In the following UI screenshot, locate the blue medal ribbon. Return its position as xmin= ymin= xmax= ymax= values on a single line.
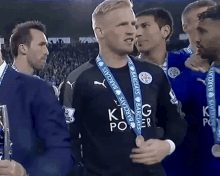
xmin=11 ymin=65 xmax=19 ymax=72
xmin=96 ymin=55 xmax=143 ymax=136
xmin=206 ymin=63 xmax=220 ymax=144
xmin=138 ymin=53 xmax=168 ymax=75
xmin=161 ymin=53 xmax=168 ymax=75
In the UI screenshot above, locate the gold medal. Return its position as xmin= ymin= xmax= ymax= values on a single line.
xmin=212 ymin=144 xmax=220 ymax=157
xmin=135 ymin=135 xmax=144 ymax=147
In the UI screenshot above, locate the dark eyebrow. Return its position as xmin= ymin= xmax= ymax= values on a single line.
xmin=116 ymin=22 xmax=129 ymax=27
xmin=197 ymin=26 xmax=202 ymax=30
xmin=140 ymin=22 xmax=150 ymax=27
xmin=136 ymin=22 xmax=149 ymax=28
xmin=39 ymin=41 xmax=48 ymax=46
xmin=131 ymin=21 xmax=136 ymax=25
xmin=197 ymin=26 xmax=207 ymax=32
xmin=141 ymin=22 xmax=150 ymax=25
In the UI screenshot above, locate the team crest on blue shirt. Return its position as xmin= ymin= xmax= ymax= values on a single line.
xmin=168 ymin=67 xmax=180 ymax=79
xmin=63 ymin=107 xmax=75 ymax=124
xmin=139 ymin=72 xmax=152 ymax=84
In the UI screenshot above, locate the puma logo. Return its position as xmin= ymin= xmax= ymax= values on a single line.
xmin=67 ymin=81 xmax=75 ymax=89
xmin=94 ymin=79 xmax=107 ymax=88
xmin=197 ymin=78 xmax=206 ymax=86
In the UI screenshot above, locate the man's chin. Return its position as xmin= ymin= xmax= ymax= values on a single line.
xmin=119 ymin=48 xmax=134 ymax=55
xmin=137 ymin=46 xmax=151 ymax=53
xmin=35 ymin=66 xmax=45 ymax=71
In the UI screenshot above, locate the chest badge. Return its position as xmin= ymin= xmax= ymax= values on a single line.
xmin=168 ymin=67 xmax=180 ymax=79
xmin=139 ymin=72 xmax=152 ymax=84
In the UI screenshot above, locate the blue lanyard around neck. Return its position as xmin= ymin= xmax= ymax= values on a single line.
xmin=161 ymin=53 xmax=168 ymax=75
xmin=206 ymin=63 xmax=220 ymax=144
xmin=139 ymin=53 xmax=168 ymax=75
xmin=96 ymin=55 xmax=143 ymax=136
xmin=11 ymin=65 xmax=19 ymax=72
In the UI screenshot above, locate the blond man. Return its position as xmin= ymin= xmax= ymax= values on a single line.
xmin=62 ymin=0 xmax=187 ymax=175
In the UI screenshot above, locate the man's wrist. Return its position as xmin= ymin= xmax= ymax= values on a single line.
xmin=165 ymin=139 xmax=176 ymax=155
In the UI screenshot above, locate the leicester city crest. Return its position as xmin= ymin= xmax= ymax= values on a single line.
xmin=63 ymin=107 xmax=75 ymax=124
xmin=168 ymin=67 xmax=180 ymax=79
xmin=139 ymin=72 xmax=152 ymax=84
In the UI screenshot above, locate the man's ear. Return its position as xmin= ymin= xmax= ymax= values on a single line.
xmin=94 ymin=27 xmax=104 ymax=39
xmin=161 ymin=25 xmax=171 ymax=39
xmin=182 ymin=23 xmax=188 ymax=33
xmin=18 ymin=44 xmax=28 ymax=55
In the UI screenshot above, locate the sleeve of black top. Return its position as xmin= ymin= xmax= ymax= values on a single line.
xmin=63 ymin=77 xmax=83 ymax=164
xmin=59 ymin=79 xmax=66 ymax=105
xmin=156 ymin=72 xmax=188 ymax=146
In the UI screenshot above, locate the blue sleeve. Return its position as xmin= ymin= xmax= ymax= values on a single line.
xmin=168 ymin=52 xmax=190 ymax=72
xmin=29 ymin=80 xmax=75 ymax=176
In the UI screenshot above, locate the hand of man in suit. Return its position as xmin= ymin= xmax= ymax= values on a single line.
xmin=130 ymin=136 xmax=170 ymax=165
xmin=0 ymin=160 xmax=27 ymax=176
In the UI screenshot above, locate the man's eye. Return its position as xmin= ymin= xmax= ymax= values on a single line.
xmin=142 ymin=24 xmax=149 ymax=28
xmin=198 ymin=28 xmax=206 ymax=34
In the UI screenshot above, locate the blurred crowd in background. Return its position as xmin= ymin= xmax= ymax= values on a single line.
xmin=1 ymin=39 xmax=189 ymax=87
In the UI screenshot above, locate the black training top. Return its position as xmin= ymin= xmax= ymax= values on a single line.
xmin=62 ymin=56 xmax=187 ymax=176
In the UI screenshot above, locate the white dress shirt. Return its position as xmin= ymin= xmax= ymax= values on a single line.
xmin=0 ymin=61 xmax=7 ymax=78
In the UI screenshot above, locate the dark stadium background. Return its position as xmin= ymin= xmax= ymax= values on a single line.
xmin=0 ymin=0 xmax=209 ymax=87
xmin=0 ymin=0 xmax=196 ymax=40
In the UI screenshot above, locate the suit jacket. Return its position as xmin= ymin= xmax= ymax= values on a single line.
xmin=0 ymin=66 xmax=74 ymax=175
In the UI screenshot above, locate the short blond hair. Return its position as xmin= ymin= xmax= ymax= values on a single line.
xmin=92 ymin=0 xmax=133 ymax=29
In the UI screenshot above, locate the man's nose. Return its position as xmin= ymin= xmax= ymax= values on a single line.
xmin=44 ymin=47 xmax=49 ymax=56
xmin=194 ymin=30 xmax=200 ymax=44
xmin=126 ymin=24 xmax=136 ymax=35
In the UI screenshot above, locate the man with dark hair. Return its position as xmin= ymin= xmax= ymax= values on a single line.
xmin=135 ymin=7 xmax=197 ymax=176
xmin=9 ymin=20 xmax=60 ymax=98
xmin=135 ymin=7 xmax=192 ymax=109
xmin=181 ymin=0 xmax=216 ymax=53
xmin=61 ymin=0 xmax=187 ymax=175
xmin=186 ymin=5 xmax=220 ymax=175
xmin=0 ymin=53 xmax=74 ymax=175
xmin=181 ymin=0 xmax=216 ymax=71
xmin=10 ymin=20 xmax=48 ymax=75
xmin=163 ymin=4 xmax=220 ymax=175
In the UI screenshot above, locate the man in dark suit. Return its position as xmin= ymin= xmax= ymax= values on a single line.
xmin=9 ymin=20 xmax=59 ymax=98
xmin=10 ymin=20 xmax=48 ymax=76
xmin=0 ymin=56 xmax=74 ymax=174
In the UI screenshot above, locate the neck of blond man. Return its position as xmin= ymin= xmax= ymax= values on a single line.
xmin=99 ymin=44 xmax=128 ymax=68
